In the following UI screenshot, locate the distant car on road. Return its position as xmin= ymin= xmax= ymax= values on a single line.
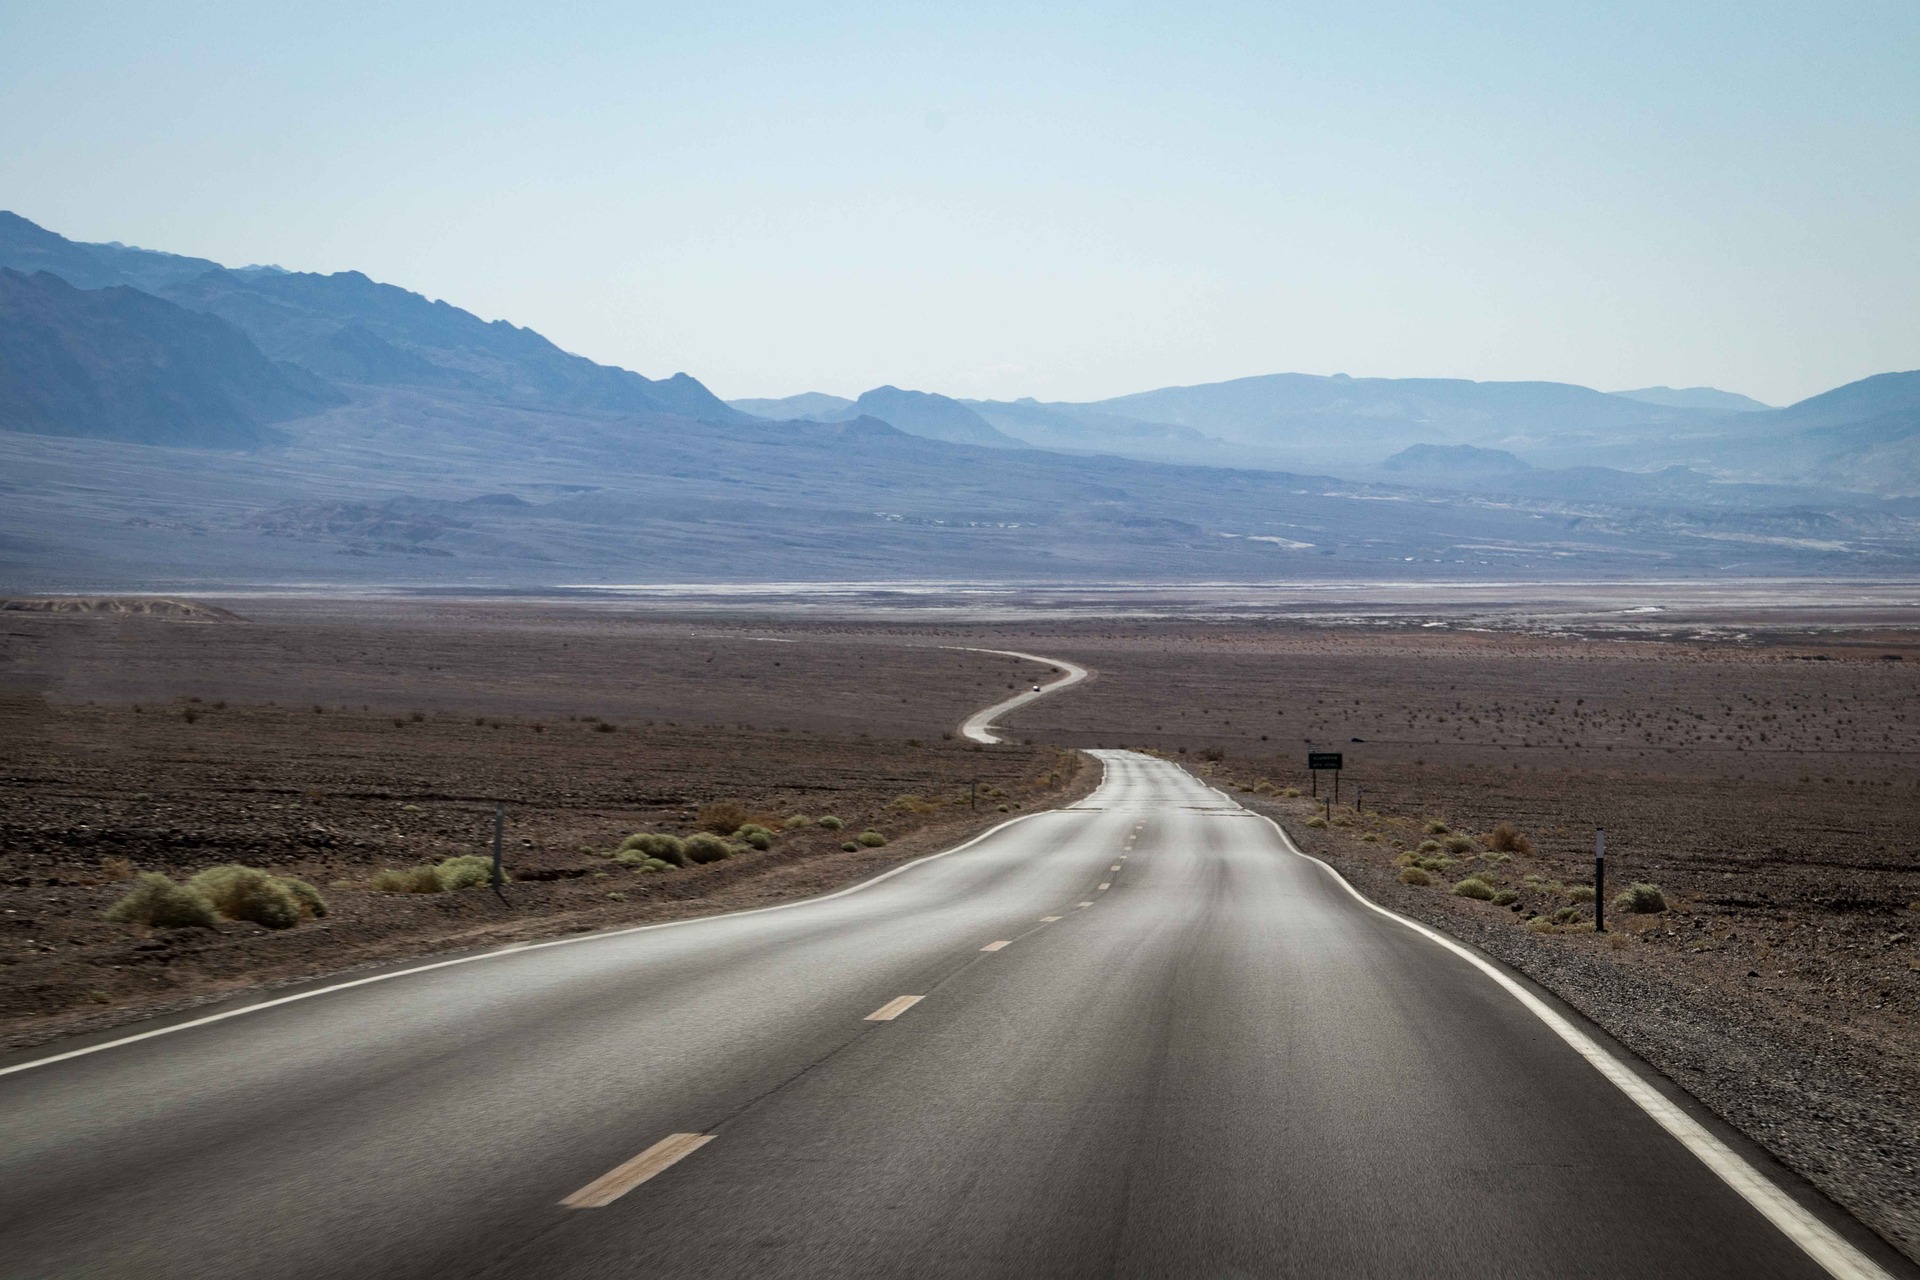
xmin=1032 ymin=684 xmax=1042 ymax=692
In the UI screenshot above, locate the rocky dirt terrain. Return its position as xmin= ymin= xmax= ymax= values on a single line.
xmin=2 ymin=597 xmax=1915 ymax=1261
xmin=0 ymin=604 xmax=1087 ymax=1048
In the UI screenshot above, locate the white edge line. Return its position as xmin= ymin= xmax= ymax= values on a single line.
xmin=1 ymin=760 xmax=1109 ymax=1080
xmin=1234 ymin=792 xmax=1892 ymax=1280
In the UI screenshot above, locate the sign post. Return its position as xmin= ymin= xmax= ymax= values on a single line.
xmin=492 ymin=802 xmax=505 ymax=889
xmin=1594 ymin=828 xmax=1606 ymax=932
xmin=1307 ymin=752 xmax=1343 ymax=806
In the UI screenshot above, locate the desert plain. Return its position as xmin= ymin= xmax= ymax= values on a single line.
xmin=1 ymin=591 xmax=1916 ymax=1259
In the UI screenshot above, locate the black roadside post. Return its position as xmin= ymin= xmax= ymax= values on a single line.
xmin=970 ymin=779 xmax=977 ymax=811
xmin=1594 ymin=827 xmax=1606 ymax=932
xmin=1325 ymin=793 xmax=1332 ymax=824
xmin=492 ymin=802 xmax=505 ymax=889
xmin=1355 ymin=784 xmax=1363 ymax=814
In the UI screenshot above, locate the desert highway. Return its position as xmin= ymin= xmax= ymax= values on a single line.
xmin=0 ymin=752 xmax=1906 ymax=1278
xmin=956 ymin=648 xmax=1091 ymax=743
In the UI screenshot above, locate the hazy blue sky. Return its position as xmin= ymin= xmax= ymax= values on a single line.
xmin=3 ymin=1 xmax=1915 ymax=405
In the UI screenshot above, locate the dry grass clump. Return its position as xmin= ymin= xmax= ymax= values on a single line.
xmin=734 ymin=824 xmax=775 ymax=850
xmin=1567 ymin=885 xmax=1596 ymax=903
xmin=106 ymin=873 xmax=217 ymax=928
xmin=1450 ymin=876 xmax=1497 ymax=901
xmin=101 ymin=856 xmax=135 ymax=882
xmin=371 ymin=855 xmax=503 ymax=893
xmin=697 ymin=801 xmax=749 ymax=835
xmin=371 ymin=866 xmax=444 ymax=893
xmin=818 ymin=815 xmax=845 ymax=831
xmin=783 ymin=814 xmax=815 ymax=829
xmin=1425 ymin=819 xmax=1450 ymax=835
xmin=1615 ymin=882 xmax=1668 ymax=914
xmin=856 ymin=830 xmax=888 ymax=848
xmin=187 ymin=865 xmax=326 ymax=929
xmin=1398 ymin=866 xmax=1432 ymax=887
xmin=1441 ymin=834 xmax=1476 ymax=855
xmin=618 ymin=833 xmax=687 ymax=866
xmin=1305 ymin=815 xmax=1328 ymax=829
xmin=434 ymin=856 xmax=495 ymax=891
xmin=682 ymin=833 xmax=736 ymax=864
xmin=1487 ymin=822 xmax=1535 ymax=856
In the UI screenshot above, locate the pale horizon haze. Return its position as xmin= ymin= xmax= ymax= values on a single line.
xmin=2 ymin=0 xmax=1916 ymax=406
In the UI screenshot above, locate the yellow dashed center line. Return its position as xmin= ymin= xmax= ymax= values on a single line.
xmin=561 ymin=1133 xmax=714 ymax=1208
xmin=865 ymin=995 xmax=923 ymax=1022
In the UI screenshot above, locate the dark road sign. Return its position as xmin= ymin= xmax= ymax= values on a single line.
xmin=1308 ymin=752 xmax=1343 ymax=771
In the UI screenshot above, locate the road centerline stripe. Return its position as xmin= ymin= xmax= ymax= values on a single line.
xmin=980 ymin=940 xmax=1011 ymax=952
xmin=865 ymin=995 xmax=923 ymax=1022
xmin=1039 ymin=915 xmax=1062 ymax=922
xmin=561 ymin=1133 xmax=713 ymax=1208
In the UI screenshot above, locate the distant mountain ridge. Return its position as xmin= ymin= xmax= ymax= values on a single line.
xmin=731 ymin=385 xmax=1024 ymax=448
xmin=0 ymin=211 xmax=745 ymax=429
xmin=0 ymin=268 xmax=341 ymax=447
xmin=1615 ymin=386 xmax=1772 ymax=413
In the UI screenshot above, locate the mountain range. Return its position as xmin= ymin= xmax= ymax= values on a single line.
xmin=2 ymin=210 xmax=1918 ymax=589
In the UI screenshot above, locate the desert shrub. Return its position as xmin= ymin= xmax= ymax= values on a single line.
xmin=1615 ymin=882 xmax=1668 ymax=914
xmin=841 ymin=840 xmax=860 ymax=852
xmin=857 ymin=830 xmax=887 ymax=848
xmin=818 ymin=815 xmax=845 ymax=831
xmin=1305 ymin=815 xmax=1327 ymax=828
xmin=1361 ymin=833 xmax=1380 ymax=843
xmin=101 ymin=856 xmax=135 ymax=882
xmin=697 ymin=801 xmax=749 ymax=835
xmin=436 ymin=855 xmax=495 ymax=890
xmin=1415 ymin=855 xmax=1455 ymax=872
xmin=1491 ymin=889 xmax=1520 ymax=906
xmin=682 ymin=833 xmax=734 ymax=864
xmin=1393 ymin=852 xmax=1418 ymax=868
xmin=783 ymin=814 xmax=814 ymax=829
xmin=638 ymin=857 xmax=676 ymax=873
xmin=1526 ymin=915 xmax=1557 ymax=934
xmin=1450 ymin=877 xmax=1496 ymax=901
xmin=1567 ymin=885 xmax=1596 ymax=903
xmin=1331 ymin=814 xmax=1353 ymax=827
xmin=371 ymin=866 xmax=445 ymax=894
xmin=106 ymin=873 xmax=217 ymax=928
xmin=1488 ymin=822 xmax=1536 ymax=855
xmin=1425 ymin=819 xmax=1450 ymax=835
xmin=1477 ymin=852 xmax=1512 ymax=867
xmin=614 ymin=848 xmax=650 ymax=868
xmin=1417 ymin=839 xmax=1443 ymax=854
xmin=187 ymin=866 xmax=303 ymax=929
xmin=280 ymin=877 xmax=328 ymax=918
xmin=622 ymin=833 xmax=688 ymax=866
xmin=1552 ymin=905 xmax=1583 ymax=924
xmin=735 ymin=824 xmax=775 ymax=850
xmin=1398 ymin=866 xmax=1432 ymax=887
xmin=1442 ymin=834 xmax=1476 ymax=854
xmin=1283 ymin=787 xmax=1301 ymax=798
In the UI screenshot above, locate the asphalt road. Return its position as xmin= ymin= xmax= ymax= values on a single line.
xmin=955 ymin=648 xmax=1091 ymax=743
xmin=0 ymin=751 xmax=1905 ymax=1279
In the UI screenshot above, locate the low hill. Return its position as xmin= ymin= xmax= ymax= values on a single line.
xmin=733 ymin=385 xmax=1024 ymax=448
xmin=0 ymin=268 xmax=342 ymax=448
xmin=1615 ymin=386 xmax=1772 ymax=412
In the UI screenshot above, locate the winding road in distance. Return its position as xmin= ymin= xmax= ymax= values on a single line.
xmin=0 ymin=658 xmax=1908 ymax=1279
